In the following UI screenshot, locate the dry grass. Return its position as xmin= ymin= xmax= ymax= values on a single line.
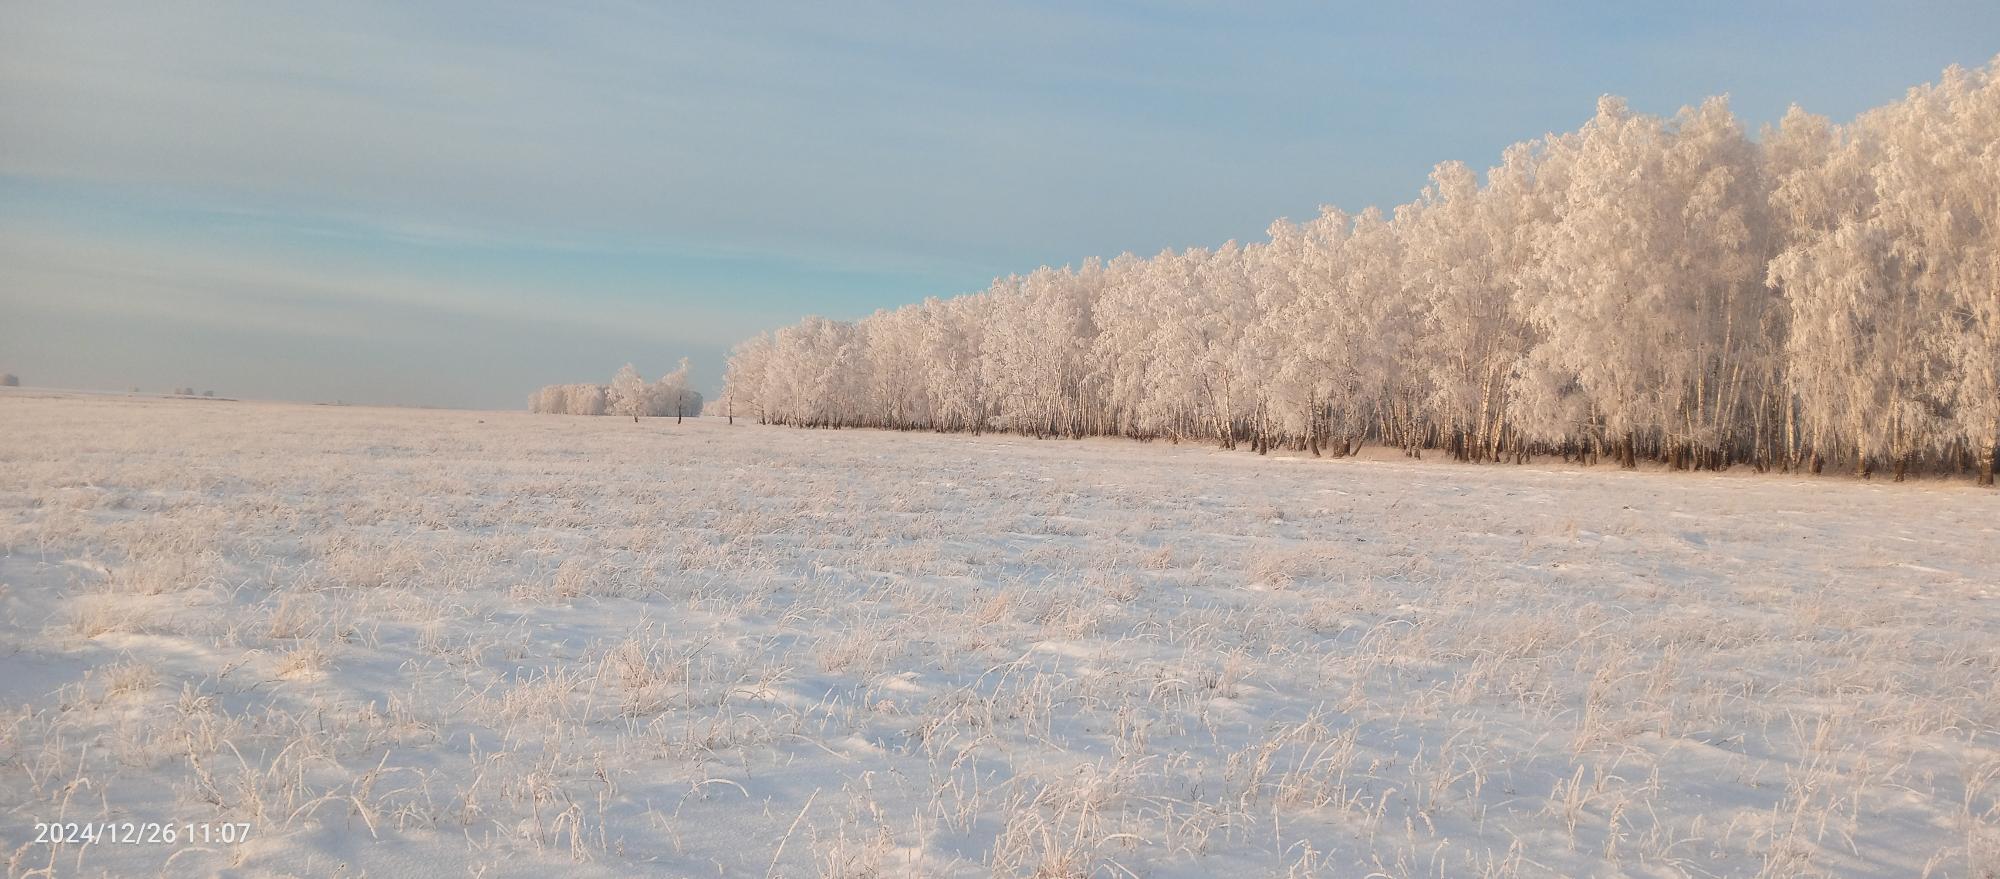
xmin=0 ymin=391 xmax=1995 ymax=877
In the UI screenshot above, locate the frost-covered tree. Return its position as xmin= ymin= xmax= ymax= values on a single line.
xmin=920 ymin=296 xmax=990 ymax=433
xmin=755 ymin=317 xmax=868 ymax=428
xmin=530 ymin=383 xmax=610 ymax=416
xmin=1512 ymin=96 xmax=1774 ymax=469
xmin=534 ymin=356 xmax=703 ymax=419
xmin=981 ymin=265 xmax=1100 ymax=438
xmin=1399 ymin=161 xmax=1533 ymax=462
xmin=1343 ymin=208 xmax=1415 ymax=453
xmin=571 ymin=384 xmax=608 ymax=416
xmin=860 ymin=304 xmax=936 ymax=430
xmin=607 ymin=364 xmax=649 ymax=420
xmin=722 ymin=333 xmax=774 ymax=423
xmin=1769 ymin=61 xmax=2000 ymax=482
xmin=649 ymin=358 xmax=694 ymax=421
xmin=719 ymin=57 xmax=2000 ymax=484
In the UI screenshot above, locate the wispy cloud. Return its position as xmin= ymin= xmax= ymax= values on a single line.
xmin=5 ymin=1 xmax=1998 ymax=406
xmin=0 ymin=221 xmax=776 ymax=346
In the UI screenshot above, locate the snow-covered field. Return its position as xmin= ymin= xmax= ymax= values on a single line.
xmin=2 ymin=392 xmax=1996 ymax=878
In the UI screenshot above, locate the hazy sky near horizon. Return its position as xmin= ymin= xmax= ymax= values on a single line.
xmin=3 ymin=3 xmax=1997 ymax=409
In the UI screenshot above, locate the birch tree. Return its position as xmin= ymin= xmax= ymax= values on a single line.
xmin=717 ymin=57 xmax=1999 ymax=483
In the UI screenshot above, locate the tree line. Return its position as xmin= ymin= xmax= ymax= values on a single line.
xmin=532 ymin=360 xmax=703 ymax=420
xmin=723 ymin=60 xmax=2000 ymax=484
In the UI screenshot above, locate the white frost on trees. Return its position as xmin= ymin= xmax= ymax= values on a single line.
xmin=530 ymin=361 xmax=700 ymax=420
xmin=718 ymin=58 xmax=1999 ymax=483
xmin=608 ymin=364 xmax=648 ymax=419
xmin=648 ymin=358 xmax=700 ymax=418
xmin=529 ymin=383 xmax=608 ymax=416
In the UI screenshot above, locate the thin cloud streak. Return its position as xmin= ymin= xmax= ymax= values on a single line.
xmin=4 ymin=1 xmax=1999 ymax=406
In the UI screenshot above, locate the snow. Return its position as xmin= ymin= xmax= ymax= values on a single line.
xmin=724 ymin=60 xmax=2000 ymax=484
xmin=1 ymin=391 xmax=1996 ymax=877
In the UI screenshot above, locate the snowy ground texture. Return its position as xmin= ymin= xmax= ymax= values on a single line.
xmin=2 ymin=392 xmax=1997 ymax=879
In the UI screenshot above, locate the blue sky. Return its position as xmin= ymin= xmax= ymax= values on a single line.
xmin=3 ymin=2 xmax=1996 ymax=408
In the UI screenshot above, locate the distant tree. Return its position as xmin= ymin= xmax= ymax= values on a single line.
xmin=569 ymin=384 xmax=608 ymax=415
xmin=650 ymin=358 xmax=692 ymax=422
xmin=703 ymin=394 xmax=731 ymax=422
xmin=1 ymin=374 xmax=17 ymax=387
xmin=529 ymin=383 xmax=609 ymax=415
xmin=608 ymin=364 xmax=648 ymax=421
xmin=535 ymin=358 xmax=709 ymax=420
xmin=721 ymin=334 xmax=773 ymax=424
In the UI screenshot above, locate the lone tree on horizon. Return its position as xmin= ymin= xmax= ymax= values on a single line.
xmin=609 ymin=364 xmax=648 ymax=422
xmin=1 ymin=373 xmax=18 ymax=387
xmin=653 ymin=357 xmax=692 ymax=423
